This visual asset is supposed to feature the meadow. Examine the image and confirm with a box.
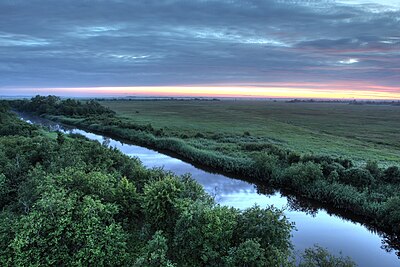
[102,100,400,165]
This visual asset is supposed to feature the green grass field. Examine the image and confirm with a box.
[101,100,400,165]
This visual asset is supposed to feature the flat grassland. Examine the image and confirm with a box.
[101,100,400,165]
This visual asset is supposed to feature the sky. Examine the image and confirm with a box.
[0,0,399,99]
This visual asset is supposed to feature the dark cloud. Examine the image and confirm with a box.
[0,0,399,90]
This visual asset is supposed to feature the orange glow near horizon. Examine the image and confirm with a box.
[8,82,400,100]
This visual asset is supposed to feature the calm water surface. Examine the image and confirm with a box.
[19,113,399,267]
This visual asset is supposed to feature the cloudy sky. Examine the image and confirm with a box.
[0,0,399,98]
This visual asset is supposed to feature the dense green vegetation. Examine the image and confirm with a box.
[13,95,115,117]
[0,101,356,266]
[10,97,400,241]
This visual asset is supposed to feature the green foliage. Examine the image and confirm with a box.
[298,245,356,267]
[173,204,238,266]
[282,162,323,189]
[288,152,301,164]
[383,166,400,183]
[327,170,339,183]
[321,162,345,177]
[142,176,184,233]
[381,197,400,232]
[341,168,375,188]
[253,153,280,181]
[134,231,176,267]
[0,101,10,113]
[0,174,9,205]
[12,190,129,266]
[224,239,267,267]
[179,173,213,204]
[56,131,65,145]
[0,111,38,137]
[12,95,114,117]
[365,160,381,178]
[114,177,141,221]
[235,205,293,261]
[0,211,16,266]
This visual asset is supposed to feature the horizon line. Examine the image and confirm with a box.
[1,82,400,100]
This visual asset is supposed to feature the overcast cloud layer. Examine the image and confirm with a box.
[0,0,399,93]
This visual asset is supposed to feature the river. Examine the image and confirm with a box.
[18,112,399,267]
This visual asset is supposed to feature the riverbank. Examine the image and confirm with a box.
[44,113,400,238]
[101,100,400,165]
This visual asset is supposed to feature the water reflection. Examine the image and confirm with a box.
[18,112,400,267]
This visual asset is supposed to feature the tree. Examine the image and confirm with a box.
[224,239,267,267]
[0,174,9,207]
[134,231,176,267]
[235,205,293,265]
[142,176,184,233]
[173,203,238,266]
[0,101,9,113]
[12,188,129,266]
[56,131,65,145]
[114,177,141,222]
[0,211,16,266]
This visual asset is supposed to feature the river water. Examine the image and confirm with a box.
[19,113,399,267]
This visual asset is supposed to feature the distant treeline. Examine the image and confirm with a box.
[11,95,115,117]
[287,99,400,106]
[0,102,357,266]
[10,96,400,247]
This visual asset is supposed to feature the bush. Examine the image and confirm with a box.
[253,153,280,181]
[282,162,323,189]
[382,166,400,183]
[321,162,345,177]
[12,190,129,266]
[142,176,184,233]
[341,168,374,188]
[134,231,176,267]
[366,160,381,178]
[235,205,293,258]
[288,152,301,164]
[224,239,266,267]
[173,204,237,266]
[381,197,400,232]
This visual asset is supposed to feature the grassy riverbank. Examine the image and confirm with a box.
[10,97,400,244]
[102,100,400,165]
